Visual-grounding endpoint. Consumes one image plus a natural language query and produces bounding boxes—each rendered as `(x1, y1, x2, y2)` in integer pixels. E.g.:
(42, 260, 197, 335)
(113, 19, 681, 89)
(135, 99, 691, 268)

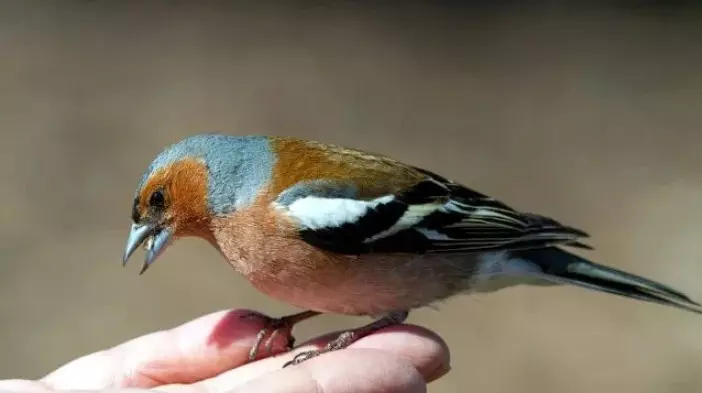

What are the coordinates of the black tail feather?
(516, 247, 702, 315)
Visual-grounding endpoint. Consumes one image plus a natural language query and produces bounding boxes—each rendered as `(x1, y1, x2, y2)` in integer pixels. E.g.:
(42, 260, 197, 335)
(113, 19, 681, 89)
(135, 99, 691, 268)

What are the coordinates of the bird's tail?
(511, 247, 702, 315)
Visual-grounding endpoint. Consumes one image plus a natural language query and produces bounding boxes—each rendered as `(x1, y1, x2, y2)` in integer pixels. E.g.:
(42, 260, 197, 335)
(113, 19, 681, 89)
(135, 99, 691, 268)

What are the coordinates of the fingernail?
(426, 362, 452, 382)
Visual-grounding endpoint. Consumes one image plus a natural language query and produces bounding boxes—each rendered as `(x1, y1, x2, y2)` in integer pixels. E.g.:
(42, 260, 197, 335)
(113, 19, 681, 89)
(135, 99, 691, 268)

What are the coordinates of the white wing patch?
(283, 195, 395, 230)
(364, 202, 443, 243)
(283, 193, 525, 243)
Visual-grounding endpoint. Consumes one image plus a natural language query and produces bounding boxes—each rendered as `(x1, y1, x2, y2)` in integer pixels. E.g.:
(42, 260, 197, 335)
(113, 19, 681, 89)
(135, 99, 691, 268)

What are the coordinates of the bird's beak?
(122, 222, 174, 275)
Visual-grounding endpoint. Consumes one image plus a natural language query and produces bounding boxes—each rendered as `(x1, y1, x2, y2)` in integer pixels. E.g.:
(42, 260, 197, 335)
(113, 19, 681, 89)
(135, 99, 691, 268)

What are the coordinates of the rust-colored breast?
(267, 137, 426, 200)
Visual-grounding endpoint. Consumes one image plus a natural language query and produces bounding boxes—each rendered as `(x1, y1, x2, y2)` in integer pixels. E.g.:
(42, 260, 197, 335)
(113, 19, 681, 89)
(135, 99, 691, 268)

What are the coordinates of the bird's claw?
(283, 349, 323, 368)
(244, 313, 296, 361)
(243, 310, 322, 362)
(282, 330, 356, 368)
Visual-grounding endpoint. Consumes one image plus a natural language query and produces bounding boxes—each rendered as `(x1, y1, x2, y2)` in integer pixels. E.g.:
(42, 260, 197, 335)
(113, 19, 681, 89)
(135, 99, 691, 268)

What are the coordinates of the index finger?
(40, 309, 289, 391)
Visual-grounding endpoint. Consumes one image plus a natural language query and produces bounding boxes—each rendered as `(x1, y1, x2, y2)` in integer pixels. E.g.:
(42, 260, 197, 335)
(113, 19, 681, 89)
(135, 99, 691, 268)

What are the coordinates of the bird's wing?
(274, 167, 591, 255)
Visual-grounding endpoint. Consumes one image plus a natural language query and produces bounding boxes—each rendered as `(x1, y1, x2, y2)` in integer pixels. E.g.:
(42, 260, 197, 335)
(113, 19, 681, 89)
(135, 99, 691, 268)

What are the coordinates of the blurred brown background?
(1, 1, 702, 392)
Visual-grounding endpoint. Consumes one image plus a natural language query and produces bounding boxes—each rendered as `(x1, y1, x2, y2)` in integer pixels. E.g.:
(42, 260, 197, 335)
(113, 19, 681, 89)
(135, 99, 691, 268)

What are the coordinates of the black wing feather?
(291, 170, 591, 255)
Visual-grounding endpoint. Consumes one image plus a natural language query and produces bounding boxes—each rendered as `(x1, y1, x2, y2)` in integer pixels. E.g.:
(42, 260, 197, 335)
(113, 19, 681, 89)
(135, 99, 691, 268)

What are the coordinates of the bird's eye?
(149, 190, 166, 208)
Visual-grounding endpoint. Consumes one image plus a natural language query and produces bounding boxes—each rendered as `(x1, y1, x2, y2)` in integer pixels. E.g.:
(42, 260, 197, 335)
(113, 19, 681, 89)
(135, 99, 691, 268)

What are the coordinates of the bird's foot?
(283, 330, 356, 367)
(244, 310, 321, 361)
(282, 310, 409, 368)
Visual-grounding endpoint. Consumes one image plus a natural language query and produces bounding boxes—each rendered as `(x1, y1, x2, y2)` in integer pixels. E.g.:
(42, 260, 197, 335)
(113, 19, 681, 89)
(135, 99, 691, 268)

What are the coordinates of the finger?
(230, 349, 427, 393)
(164, 324, 450, 393)
(41, 309, 291, 390)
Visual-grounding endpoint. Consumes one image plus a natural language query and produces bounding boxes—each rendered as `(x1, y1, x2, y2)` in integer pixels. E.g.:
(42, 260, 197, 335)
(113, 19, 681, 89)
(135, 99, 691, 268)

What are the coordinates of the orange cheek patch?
(139, 158, 211, 234)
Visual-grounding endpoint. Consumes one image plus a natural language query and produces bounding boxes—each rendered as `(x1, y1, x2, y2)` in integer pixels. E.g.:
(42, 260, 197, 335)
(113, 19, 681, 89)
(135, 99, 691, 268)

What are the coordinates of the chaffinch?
(123, 133, 701, 367)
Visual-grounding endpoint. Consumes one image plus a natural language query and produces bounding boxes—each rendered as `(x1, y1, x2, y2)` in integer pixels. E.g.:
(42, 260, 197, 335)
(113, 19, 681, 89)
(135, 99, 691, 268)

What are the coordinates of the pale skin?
(0, 309, 451, 393)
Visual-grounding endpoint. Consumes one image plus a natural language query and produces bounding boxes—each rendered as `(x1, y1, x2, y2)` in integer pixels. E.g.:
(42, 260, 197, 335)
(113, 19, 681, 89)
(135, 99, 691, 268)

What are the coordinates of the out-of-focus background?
(1, 1, 701, 392)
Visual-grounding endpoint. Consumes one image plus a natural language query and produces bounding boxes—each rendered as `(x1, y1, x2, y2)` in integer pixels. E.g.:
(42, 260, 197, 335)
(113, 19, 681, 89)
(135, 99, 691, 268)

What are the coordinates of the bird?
(122, 133, 701, 367)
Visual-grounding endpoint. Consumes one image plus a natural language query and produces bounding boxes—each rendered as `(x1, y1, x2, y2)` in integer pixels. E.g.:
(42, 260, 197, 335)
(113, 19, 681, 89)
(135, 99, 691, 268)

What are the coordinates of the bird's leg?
(282, 310, 409, 368)
(245, 310, 322, 361)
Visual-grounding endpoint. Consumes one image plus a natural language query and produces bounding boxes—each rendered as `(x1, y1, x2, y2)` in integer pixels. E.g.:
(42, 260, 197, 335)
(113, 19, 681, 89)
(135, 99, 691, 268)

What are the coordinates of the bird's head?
(122, 133, 274, 274)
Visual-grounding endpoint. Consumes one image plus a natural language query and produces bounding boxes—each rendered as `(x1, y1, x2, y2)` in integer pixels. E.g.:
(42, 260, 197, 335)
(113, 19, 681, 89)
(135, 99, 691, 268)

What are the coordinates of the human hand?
(0, 309, 451, 393)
